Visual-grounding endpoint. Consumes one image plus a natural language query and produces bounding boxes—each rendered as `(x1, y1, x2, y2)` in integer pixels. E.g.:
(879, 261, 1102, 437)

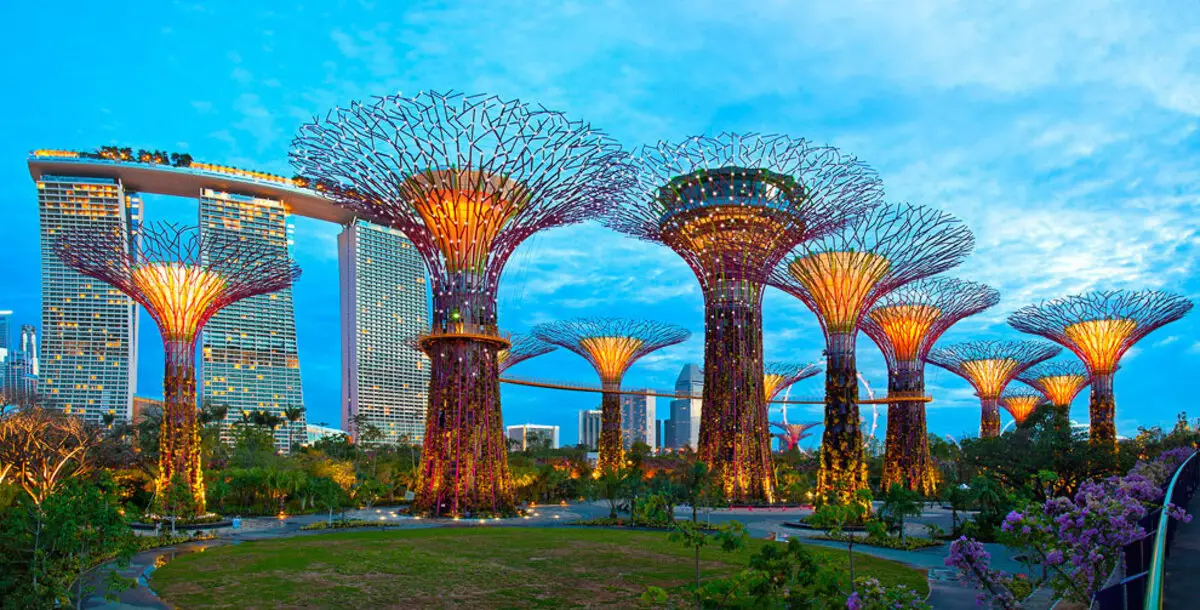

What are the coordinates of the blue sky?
(2, 1, 1198, 446)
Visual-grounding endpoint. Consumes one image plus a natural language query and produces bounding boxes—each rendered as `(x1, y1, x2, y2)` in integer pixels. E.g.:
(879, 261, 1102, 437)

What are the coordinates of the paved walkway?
(1162, 487, 1200, 609)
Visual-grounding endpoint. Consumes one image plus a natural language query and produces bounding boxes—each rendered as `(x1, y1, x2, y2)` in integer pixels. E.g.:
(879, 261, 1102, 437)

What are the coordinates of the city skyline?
(2, 1, 1198, 449)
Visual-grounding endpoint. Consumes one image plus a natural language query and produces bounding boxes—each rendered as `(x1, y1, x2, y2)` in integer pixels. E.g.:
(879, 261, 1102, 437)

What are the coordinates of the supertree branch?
(770, 421, 821, 452)
(498, 334, 556, 373)
(533, 318, 689, 471)
(1009, 290, 1193, 449)
(604, 133, 883, 503)
(860, 277, 998, 495)
(55, 222, 300, 515)
(291, 91, 630, 517)
(764, 361, 822, 403)
(1000, 388, 1044, 427)
(771, 203, 975, 501)
(928, 340, 1060, 439)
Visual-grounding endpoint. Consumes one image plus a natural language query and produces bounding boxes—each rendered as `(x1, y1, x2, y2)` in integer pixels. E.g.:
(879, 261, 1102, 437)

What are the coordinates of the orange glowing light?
(1036, 374, 1089, 407)
(130, 263, 227, 340)
(789, 251, 891, 332)
(578, 336, 645, 383)
(1001, 394, 1041, 424)
(960, 358, 1021, 398)
(868, 304, 942, 361)
(763, 374, 788, 403)
(1063, 318, 1136, 374)
(661, 205, 790, 271)
(496, 348, 512, 368)
(408, 170, 528, 272)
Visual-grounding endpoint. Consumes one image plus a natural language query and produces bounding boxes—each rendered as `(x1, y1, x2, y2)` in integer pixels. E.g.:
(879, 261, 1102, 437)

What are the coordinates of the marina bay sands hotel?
(27, 150, 430, 448)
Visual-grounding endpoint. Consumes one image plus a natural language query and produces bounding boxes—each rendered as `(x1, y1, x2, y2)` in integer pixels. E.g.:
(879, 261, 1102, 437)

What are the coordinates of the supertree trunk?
(817, 331, 867, 501)
(697, 290, 773, 502)
(598, 380, 624, 471)
(158, 338, 206, 514)
(1089, 372, 1117, 451)
(980, 397, 1001, 438)
(882, 360, 934, 495)
(413, 289, 514, 517)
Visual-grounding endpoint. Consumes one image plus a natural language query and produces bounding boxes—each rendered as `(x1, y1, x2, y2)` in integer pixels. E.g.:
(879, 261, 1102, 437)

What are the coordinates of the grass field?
(151, 527, 928, 608)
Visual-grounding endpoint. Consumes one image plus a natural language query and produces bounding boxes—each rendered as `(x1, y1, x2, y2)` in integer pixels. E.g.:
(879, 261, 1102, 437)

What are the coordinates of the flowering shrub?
(845, 577, 930, 609)
(944, 537, 1020, 609)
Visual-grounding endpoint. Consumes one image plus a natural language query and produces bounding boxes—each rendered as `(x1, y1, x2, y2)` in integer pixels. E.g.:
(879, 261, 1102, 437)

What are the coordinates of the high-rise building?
(578, 408, 601, 450)
(338, 220, 430, 445)
(506, 424, 561, 450)
(620, 392, 656, 450)
(3, 324, 39, 407)
(668, 364, 702, 450)
(0, 310, 12, 368)
(199, 189, 306, 450)
(657, 419, 668, 452)
(37, 176, 140, 422)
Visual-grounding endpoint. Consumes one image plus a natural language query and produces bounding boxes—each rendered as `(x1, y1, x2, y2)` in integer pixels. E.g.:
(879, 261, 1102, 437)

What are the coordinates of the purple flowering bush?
(844, 577, 930, 610)
(944, 537, 1020, 609)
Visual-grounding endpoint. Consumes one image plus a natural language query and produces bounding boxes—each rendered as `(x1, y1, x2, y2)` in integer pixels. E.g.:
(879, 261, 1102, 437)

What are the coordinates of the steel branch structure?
(605, 133, 882, 502)
(763, 361, 822, 403)
(54, 222, 299, 515)
(772, 203, 974, 500)
(1009, 290, 1193, 450)
(1018, 359, 1091, 430)
(291, 91, 629, 517)
(533, 318, 689, 470)
(928, 340, 1060, 438)
(860, 277, 998, 494)
(1000, 388, 1043, 427)
(498, 333, 556, 373)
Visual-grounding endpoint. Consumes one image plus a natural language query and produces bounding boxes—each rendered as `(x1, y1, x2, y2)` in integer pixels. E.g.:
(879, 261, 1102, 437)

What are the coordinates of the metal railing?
(1144, 449, 1200, 609)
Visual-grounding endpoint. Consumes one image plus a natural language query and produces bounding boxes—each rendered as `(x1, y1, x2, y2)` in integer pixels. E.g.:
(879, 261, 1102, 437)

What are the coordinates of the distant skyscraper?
(657, 419, 668, 451)
(668, 364, 702, 450)
(199, 189, 305, 450)
(338, 220, 430, 445)
(578, 408, 601, 450)
(37, 176, 140, 422)
(620, 392, 656, 450)
(3, 324, 39, 406)
(0, 310, 12, 368)
(506, 424, 561, 450)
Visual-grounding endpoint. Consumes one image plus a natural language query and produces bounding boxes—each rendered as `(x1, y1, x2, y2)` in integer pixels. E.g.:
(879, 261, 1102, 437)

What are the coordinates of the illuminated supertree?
(771, 203, 974, 499)
(1017, 359, 1091, 430)
(763, 361, 822, 404)
(772, 422, 821, 452)
(54, 223, 299, 515)
(533, 318, 689, 470)
(1000, 388, 1044, 428)
(860, 277, 999, 494)
(292, 91, 628, 516)
(605, 133, 882, 501)
(498, 334, 556, 373)
(1009, 290, 1193, 450)
(927, 340, 1060, 438)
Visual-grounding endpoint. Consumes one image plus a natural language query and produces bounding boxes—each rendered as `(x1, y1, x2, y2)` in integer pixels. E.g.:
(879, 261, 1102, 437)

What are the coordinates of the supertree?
(860, 277, 999, 494)
(291, 91, 628, 517)
(498, 334, 556, 373)
(771, 203, 974, 500)
(605, 133, 882, 501)
(1000, 388, 1044, 428)
(1018, 359, 1091, 430)
(533, 318, 689, 470)
(927, 340, 1061, 438)
(54, 223, 299, 515)
(1009, 290, 1193, 450)
(772, 422, 821, 452)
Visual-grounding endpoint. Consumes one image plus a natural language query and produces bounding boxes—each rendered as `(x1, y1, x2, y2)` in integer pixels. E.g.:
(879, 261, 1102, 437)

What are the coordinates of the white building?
(506, 424, 560, 450)
(578, 409, 601, 450)
(305, 423, 347, 445)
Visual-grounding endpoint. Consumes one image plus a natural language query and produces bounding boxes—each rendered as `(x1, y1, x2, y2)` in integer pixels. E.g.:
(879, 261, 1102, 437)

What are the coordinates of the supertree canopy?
(533, 318, 689, 470)
(292, 91, 629, 517)
(605, 133, 882, 501)
(1009, 290, 1193, 450)
(1018, 359, 1091, 430)
(771, 203, 974, 500)
(55, 223, 299, 515)
(928, 340, 1061, 438)
(860, 277, 998, 494)
(772, 421, 821, 452)
(498, 333, 556, 373)
(764, 361, 822, 403)
(1000, 388, 1043, 427)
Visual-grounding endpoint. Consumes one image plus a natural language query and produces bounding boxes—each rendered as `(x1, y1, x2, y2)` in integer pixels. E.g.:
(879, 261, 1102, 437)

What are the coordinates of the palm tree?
(283, 406, 305, 452)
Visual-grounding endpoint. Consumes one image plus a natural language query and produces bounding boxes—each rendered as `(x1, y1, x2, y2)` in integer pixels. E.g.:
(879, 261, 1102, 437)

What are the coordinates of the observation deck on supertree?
(498, 334, 556, 373)
(291, 91, 629, 517)
(1018, 359, 1091, 430)
(928, 340, 1060, 439)
(860, 277, 998, 494)
(54, 222, 300, 515)
(1000, 388, 1043, 427)
(605, 133, 883, 502)
(1009, 290, 1193, 451)
(533, 318, 689, 471)
(771, 203, 974, 501)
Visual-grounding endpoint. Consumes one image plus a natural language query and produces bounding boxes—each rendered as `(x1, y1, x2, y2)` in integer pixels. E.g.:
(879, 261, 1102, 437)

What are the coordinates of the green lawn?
(151, 527, 927, 608)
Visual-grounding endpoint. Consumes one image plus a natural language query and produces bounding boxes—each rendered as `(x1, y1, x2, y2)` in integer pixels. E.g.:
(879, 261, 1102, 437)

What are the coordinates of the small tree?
(879, 483, 923, 543)
(810, 487, 872, 591)
(668, 520, 747, 608)
(155, 474, 196, 534)
(309, 477, 344, 525)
